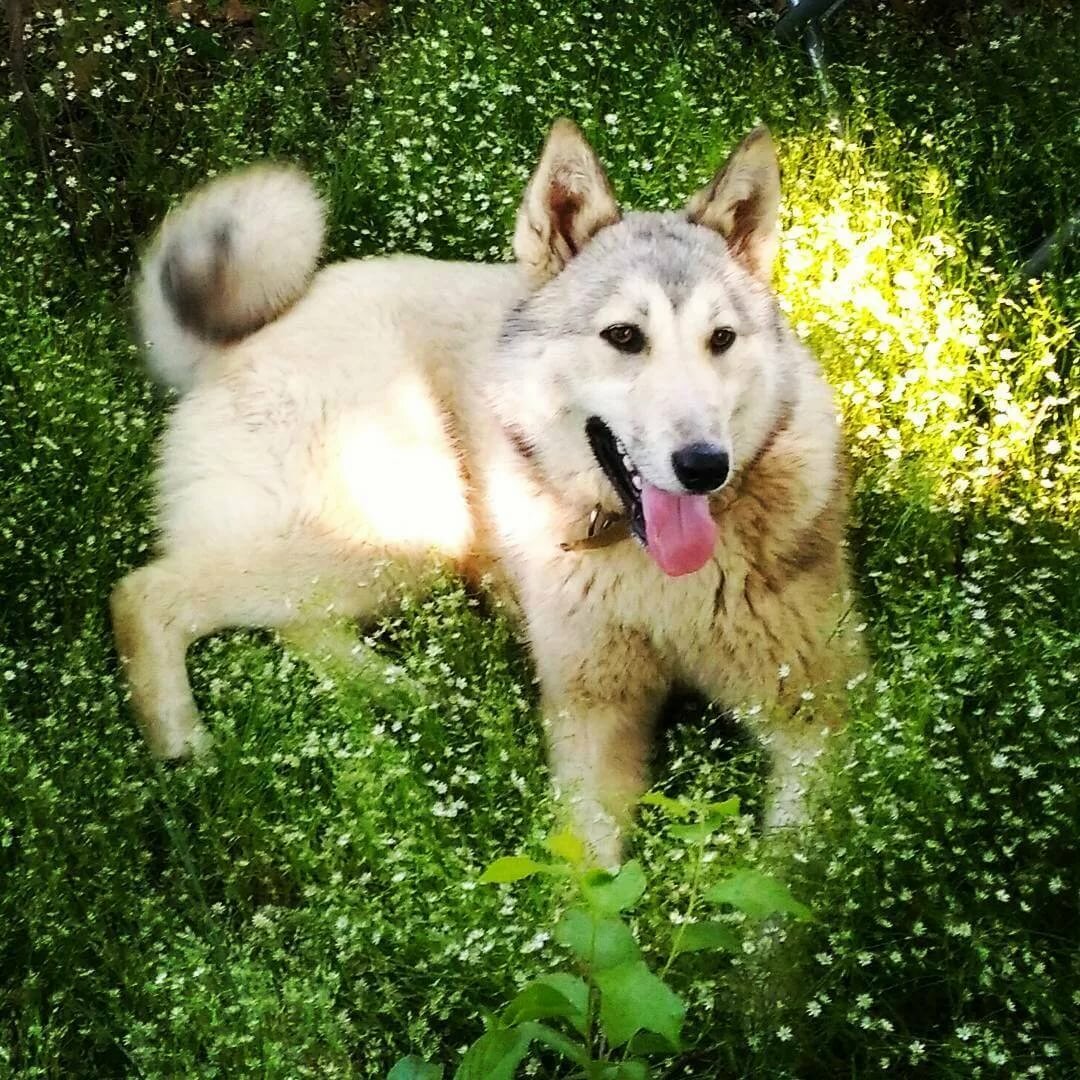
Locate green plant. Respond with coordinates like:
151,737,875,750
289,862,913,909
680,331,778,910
391,795,809,1078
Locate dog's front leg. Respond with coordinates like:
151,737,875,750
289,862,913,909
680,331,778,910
521,568,668,865
757,711,838,831
537,635,668,867
542,692,660,868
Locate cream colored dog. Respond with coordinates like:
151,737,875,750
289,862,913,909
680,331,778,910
112,120,861,864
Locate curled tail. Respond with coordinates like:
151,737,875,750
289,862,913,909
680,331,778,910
135,164,325,392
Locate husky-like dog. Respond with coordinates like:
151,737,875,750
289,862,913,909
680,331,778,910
112,120,861,864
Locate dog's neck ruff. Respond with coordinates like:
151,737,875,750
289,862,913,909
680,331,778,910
503,436,722,558
500,421,634,552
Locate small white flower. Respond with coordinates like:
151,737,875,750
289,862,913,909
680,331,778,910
520,931,549,954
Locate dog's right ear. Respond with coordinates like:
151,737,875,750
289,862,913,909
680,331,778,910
513,119,621,287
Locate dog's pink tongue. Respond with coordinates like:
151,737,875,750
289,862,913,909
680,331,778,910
641,483,716,577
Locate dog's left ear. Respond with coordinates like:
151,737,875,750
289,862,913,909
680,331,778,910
514,118,622,286
686,126,780,281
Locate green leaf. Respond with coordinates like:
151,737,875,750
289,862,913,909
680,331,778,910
638,792,692,818
705,869,811,921
544,830,587,864
582,860,647,916
705,796,741,817
610,1061,650,1079
518,1022,591,1067
452,1027,532,1080
553,908,640,971
478,856,550,884
667,812,735,843
502,974,588,1031
670,920,740,956
594,1061,651,1079
388,1057,444,1080
626,1030,675,1055
594,960,685,1049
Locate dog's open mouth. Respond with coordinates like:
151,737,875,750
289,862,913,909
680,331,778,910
585,415,646,543
585,416,716,577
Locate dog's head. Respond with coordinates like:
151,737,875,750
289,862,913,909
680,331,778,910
492,120,793,577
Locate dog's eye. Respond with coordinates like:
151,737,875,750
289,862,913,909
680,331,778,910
601,323,646,354
709,326,737,355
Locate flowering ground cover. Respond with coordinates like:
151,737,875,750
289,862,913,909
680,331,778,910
1,1,1077,1075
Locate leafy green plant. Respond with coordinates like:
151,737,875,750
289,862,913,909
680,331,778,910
391,796,809,1078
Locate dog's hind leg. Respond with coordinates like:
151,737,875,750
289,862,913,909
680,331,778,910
110,539,424,759
111,559,210,760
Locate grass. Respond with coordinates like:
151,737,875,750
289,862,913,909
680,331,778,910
1,0,1078,1075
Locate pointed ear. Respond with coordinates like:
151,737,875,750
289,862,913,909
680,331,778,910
513,118,621,286
685,126,780,281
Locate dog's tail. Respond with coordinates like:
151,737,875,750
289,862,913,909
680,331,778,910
134,164,325,393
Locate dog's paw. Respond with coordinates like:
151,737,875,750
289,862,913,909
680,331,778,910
576,809,625,872
143,704,212,762
762,782,807,832
184,722,214,759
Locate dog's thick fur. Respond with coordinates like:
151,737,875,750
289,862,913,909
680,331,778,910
112,121,861,865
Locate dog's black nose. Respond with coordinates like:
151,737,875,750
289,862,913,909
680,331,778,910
672,443,730,493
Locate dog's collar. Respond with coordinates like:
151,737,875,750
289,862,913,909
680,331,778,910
560,505,632,552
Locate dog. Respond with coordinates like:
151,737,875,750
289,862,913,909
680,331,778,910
111,120,862,866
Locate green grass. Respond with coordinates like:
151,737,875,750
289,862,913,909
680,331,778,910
1,0,1078,1075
